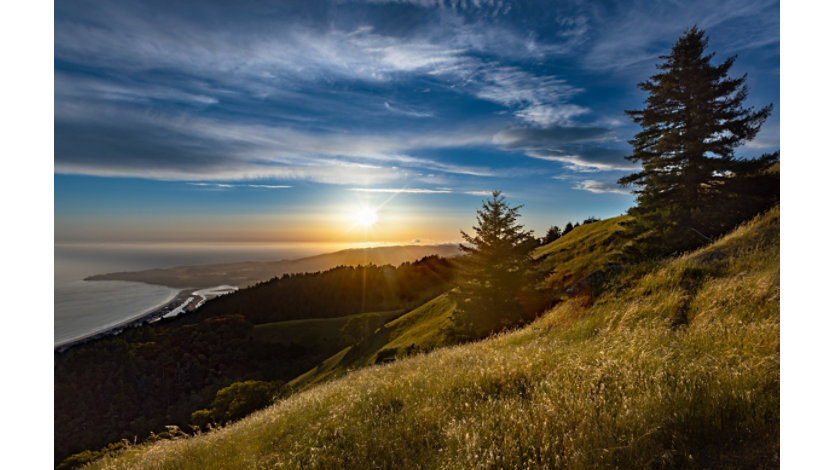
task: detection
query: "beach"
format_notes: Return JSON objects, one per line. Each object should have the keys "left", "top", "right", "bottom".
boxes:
{"left": 55, "top": 285, "right": 240, "bottom": 352}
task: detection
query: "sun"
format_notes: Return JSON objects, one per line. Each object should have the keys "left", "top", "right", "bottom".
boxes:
{"left": 354, "top": 207, "right": 379, "bottom": 228}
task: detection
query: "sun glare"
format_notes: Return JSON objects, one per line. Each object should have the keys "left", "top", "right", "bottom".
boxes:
{"left": 354, "top": 207, "right": 379, "bottom": 228}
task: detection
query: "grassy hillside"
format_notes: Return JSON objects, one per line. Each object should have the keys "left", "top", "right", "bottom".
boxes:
{"left": 533, "top": 215, "right": 630, "bottom": 292}
{"left": 88, "top": 207, "right": 779, "bottom": 469}
{"left": 289, "top": 293, "right": 458, "bottom": 391}
{"left": 251, "top": 310, "right": 405, "bottom": 348}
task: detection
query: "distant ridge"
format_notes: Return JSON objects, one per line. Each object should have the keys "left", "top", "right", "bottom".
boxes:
{"left": 85, "top": 244, "right": 462, "bottom": 288}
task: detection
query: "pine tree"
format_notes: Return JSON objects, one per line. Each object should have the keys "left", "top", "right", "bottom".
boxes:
{"left": 453, "top": 191, "right": 537, "bottom": 336}
{"left": 541, "top": 225, "right": 562, "bottom": 245}
{"left": 618, "top": 27, "right": 778, "bottom": 253}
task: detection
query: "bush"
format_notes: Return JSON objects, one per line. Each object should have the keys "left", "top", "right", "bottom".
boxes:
{"left": 190, "top": 409, "right": 214, "bottom": 430}
{"left": 212, "top": 380, "right": 284, "bottom": 424}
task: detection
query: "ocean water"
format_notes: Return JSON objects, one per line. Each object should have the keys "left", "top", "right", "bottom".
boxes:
{"left": 54, "top": 280, "right": 179, "bottom": 347}
{"left": 54, "top": 242, "right": 354, "bottom": 347}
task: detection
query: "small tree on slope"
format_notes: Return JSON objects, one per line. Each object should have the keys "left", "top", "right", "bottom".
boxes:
{"left": 618, "top": 27, "right": 778, "bottom": 255}
{"left": 453, "top": 191, "right": 538, "bottom": 337}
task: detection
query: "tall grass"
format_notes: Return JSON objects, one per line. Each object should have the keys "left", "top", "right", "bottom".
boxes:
{"left": 88, "top": 207, "right": 779, "bottom": 469}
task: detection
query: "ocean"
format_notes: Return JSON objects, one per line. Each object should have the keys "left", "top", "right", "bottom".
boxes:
{"left": 54, "top": 242, "right": 354, "bottom": 347}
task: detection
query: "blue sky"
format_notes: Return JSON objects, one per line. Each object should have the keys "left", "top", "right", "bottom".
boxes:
{"left": 54, "top": 0, "right": 780, "bottom": 244}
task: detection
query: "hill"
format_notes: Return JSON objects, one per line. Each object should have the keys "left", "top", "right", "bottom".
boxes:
{"left": 289, "top": 293, "right": 458, "bottom": 391}
{"left": 250, "top": 310, "right": 405, "bottom": 349}
{"left": 532, "top": 215, "right": 630, "bottom": 292}
{"left": 88, "top": 207, "right": 779, "bottom": 469}
{"left": 86, "top": 244, "right": 462, "bottom": 288}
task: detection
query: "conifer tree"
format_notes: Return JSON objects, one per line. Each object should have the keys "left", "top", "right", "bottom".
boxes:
{"left": 619, "top": 27, "right": 778, "bottom": 253}
{"left": 453, "top": 191, "right": 537, "bottom": 336}
{"left": 541, "top": 225, "right": 562, "bottom": 245}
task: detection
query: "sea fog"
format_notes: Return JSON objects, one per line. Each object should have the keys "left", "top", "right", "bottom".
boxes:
{"left": 54, "top": 242, "right": 355, "bottom": 347}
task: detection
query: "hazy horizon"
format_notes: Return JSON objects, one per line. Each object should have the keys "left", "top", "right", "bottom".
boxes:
{"left": 55, "top": 240, "right": 462, "bottom": 284}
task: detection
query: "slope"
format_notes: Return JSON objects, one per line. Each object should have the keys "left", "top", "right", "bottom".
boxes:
{"left": 289, "top": 293, "right": 458, "bottom": 391}
{"left": 532, "top": 215, "right": 630, "bottom": 292}
{"left": 250, "top": 310, "right": 406, "bottom": 349}
{"left": 89, "top": 206, "right": 779, "bottom": 469}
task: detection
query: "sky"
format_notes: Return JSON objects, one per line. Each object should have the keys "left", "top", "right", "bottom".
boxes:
{"left": 54, "top": 0, "right": 780, "bottom": 245}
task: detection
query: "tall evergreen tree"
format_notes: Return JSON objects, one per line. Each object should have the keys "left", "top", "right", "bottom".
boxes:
{"left": 619, "top": 27, "right": 778, "bottom": 253}
{"left": 453, "top": 191, "right": 537, "bottom": 336}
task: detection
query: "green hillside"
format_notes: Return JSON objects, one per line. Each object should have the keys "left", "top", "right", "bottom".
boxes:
{"left": 251, "top": 310, "right": 405, "bottom": 348}
{"left": 533, "top": 215, "right": 630, "bottom": 292}
{"left": 87, "top": 207, "right": 779, "bottom": 469}
{"left": 289, "top": 293, "right": 458, "bottom": 390}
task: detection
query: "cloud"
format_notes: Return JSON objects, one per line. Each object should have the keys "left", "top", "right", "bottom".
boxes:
{"left": 54, "top": 100, "right": 501, "bottom": 184}
{"left": 572, "top": 179, "right": 632, "bottom": 195}
{"left": 493, "top": 126, "right": 613, "bottom": 147}
{"left": 491, "top": 125, "right": 637, "bottom": 172}
{"left": 525, "top": 148, "right": 636, "bottom": 172}
{"left": 384, "top": 101, "right": 434, "bottom": 118}
{"left": 581, "top": 0, "right": 779, "bottom": 72}
{"left": 347, "top": 187, "right": 452, "bottom": 194}
{"left": 246, "top": 184, "right": 293, "bottom": 189}
{"left": 514, "top": 104, "right": 590, "bottom": 127}
{"left": 189, "top": 183, "right": 293, "bottom": 189}
{"left": 463, "top": 190, "right": 494, "bottom": 196}
{"left": 188, "top": 183, "right": 235, "bottom": 189}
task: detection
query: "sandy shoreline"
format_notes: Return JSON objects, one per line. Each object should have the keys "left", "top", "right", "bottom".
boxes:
{"left": 54, "top": 289, "right": 193, "bottom": 352}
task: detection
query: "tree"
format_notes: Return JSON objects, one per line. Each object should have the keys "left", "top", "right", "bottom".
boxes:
{"left": 618, "top": 27, "right": 778, "bottom": 253}
{"left": 453, "top": 191, "right": 538, "bottom": 336}
{"left": 541, "top": 225, "right": 562, "bottom": 245}
{"left": 211, "top": 380, "right": 283, "bottom": 424}
{"left": 563, "top": 222, "right": 574, "bottom": 235}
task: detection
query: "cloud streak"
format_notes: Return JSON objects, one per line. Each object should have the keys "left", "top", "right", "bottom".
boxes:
{"left": 572, "top": 179, "right": 632, "bottom": 195}
{"left": 348, "top": 187, "right": 452, "bottom": 194}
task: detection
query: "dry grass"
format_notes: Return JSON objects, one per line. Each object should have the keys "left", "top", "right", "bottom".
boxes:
{"left": 532, "top": 216, "right": 630, "bottom": 291}
{"left": 88, "top": 207, "right": 779, "bottom": 470}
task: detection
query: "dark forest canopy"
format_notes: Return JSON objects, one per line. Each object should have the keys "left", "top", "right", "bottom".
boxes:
{"left": 184, "top": 255, "right": 456, "bottom": 325}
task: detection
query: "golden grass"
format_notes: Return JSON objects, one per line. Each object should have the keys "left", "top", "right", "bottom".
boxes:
{"left": 533, "top": 216, "right": 630, "bottom": 291}
{"left": 88, "top": 207, "right": 779, "bottom": 470}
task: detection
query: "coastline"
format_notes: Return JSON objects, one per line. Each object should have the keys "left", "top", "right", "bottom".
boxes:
{"left": 54, "top": 289, "right": 193, "bottom": 352}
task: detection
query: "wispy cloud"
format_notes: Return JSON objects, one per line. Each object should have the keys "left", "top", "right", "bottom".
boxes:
{"left": 348, "top": 187, "right": 452, "bottom": 194}
{"left": 189, "top": 183, "right": 293, "bottom": 189}
{"left": 572, "top": 179, "right": 632, "bottom": 195}
{"left": 384, "top": 101, "right": 433, "bottom": 118}
{"left": 581, "top": 0, "right": 779, "bottom": 72}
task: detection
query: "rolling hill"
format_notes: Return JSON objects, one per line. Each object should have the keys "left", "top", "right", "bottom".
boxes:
{"left": 86, "top": 244, "right": 462, "bottom": 288}
{"left": 532, "top": 215, "right": 630, "bottom": 292}
{"left": 86, "top": 207, "right": 780, "bottom": 469}
{"left": 289, "top": 293, "right": 459, "bottom": 391}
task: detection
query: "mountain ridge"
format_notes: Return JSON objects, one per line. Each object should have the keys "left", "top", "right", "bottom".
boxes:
{"left": 85, "top": 243, "right": 462, "bottom": 288}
